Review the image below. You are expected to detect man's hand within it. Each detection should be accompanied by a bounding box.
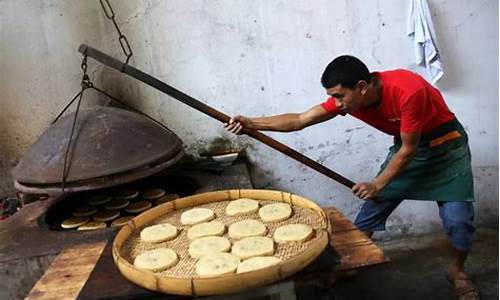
[223,105,335,134]
[352,181,382,200]
[224,115,252,135]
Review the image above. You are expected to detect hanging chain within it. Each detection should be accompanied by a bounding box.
[99,0,133,65]
[54,1,170,192]
[80,54,93,89]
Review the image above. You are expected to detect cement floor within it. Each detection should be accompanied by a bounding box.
[330,228,498,300]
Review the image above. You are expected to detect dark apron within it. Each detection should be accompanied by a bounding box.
[377,118,474,202]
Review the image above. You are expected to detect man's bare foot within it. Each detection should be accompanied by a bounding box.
[446,271,480,300]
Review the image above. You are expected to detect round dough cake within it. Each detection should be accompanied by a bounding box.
[228,219,267,239]
[116,190,139,200]
[140,223,178,243]
[142,188,166,200]
[88,195,112,206]
[273,224,314,243]
[111,216,134,227]
[187,221,225,240]
[236,256,282,274]
[61,216,89,229]
[105,198,130,210]
[188,236,231,259]
[72,205,98,217]
[231,236,275,259]
[134,248,178,272]
[195,252,240,277]
[77,221,107,231]
[181,208,215,225]
[93,209,120,222]
[225,198,259,216]
[125,201,152,214]
[258,203,292,222]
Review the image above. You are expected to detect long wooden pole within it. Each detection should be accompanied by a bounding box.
[78,44,357,189]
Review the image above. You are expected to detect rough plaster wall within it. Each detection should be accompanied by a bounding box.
[97,0,498,237]
[1,1,497,238]
[0,0,105,196]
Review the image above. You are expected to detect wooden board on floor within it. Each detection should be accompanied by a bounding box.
[25,241,107,300]
[26,206,389,299]
[326,207,389,271]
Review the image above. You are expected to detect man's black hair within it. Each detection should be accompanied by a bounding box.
[321,55,371,89]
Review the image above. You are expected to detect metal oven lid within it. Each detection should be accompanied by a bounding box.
[12,106,183,186]
[13,149,183,194]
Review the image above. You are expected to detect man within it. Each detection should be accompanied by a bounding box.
[224,55,479,300]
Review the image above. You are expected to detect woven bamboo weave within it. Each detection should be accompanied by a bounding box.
[113,189,330,296]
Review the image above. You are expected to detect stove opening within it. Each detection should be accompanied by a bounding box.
[42,175,199,231]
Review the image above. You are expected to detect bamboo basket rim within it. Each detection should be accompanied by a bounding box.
[112,189,331,296]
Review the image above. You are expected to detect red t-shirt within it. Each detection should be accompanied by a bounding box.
[320,69,455,136]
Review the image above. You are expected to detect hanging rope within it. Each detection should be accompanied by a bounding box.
[59,54,91,192]
[51,90,84,125]
[60,91,84,192]
[90,86,173,133]
[52,55,93,124]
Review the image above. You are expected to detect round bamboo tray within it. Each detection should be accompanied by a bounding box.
[112,189,331,296]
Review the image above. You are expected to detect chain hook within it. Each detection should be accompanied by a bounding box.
[99,0,133,67]
[79,54,93,89]
[81,75,93,89]
[80,54,88,74]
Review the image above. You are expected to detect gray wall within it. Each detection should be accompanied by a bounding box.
[0,0,106,193]
[1,0,498,237]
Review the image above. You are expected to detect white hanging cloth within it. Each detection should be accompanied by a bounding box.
[407,0,444,85]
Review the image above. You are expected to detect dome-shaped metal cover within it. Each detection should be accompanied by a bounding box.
[13,106,183,188]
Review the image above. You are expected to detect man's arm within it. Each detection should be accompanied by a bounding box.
[353,131,420,199]
[224,105,336,134]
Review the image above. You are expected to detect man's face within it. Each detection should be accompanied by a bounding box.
[326,83,366,114]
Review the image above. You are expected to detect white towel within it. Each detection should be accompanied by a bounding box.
[407,0,443,84]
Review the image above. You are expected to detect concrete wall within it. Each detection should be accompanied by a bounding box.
[1,0,498,238]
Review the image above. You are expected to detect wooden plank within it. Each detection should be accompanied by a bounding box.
[331,229,373,247]
[330,218,358,233]
[324,207,357,232]
[26,241,107,300]
[324,207,389,270]
[334,243,388,271]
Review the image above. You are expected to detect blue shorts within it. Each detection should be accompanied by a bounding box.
[354,199,475,252]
